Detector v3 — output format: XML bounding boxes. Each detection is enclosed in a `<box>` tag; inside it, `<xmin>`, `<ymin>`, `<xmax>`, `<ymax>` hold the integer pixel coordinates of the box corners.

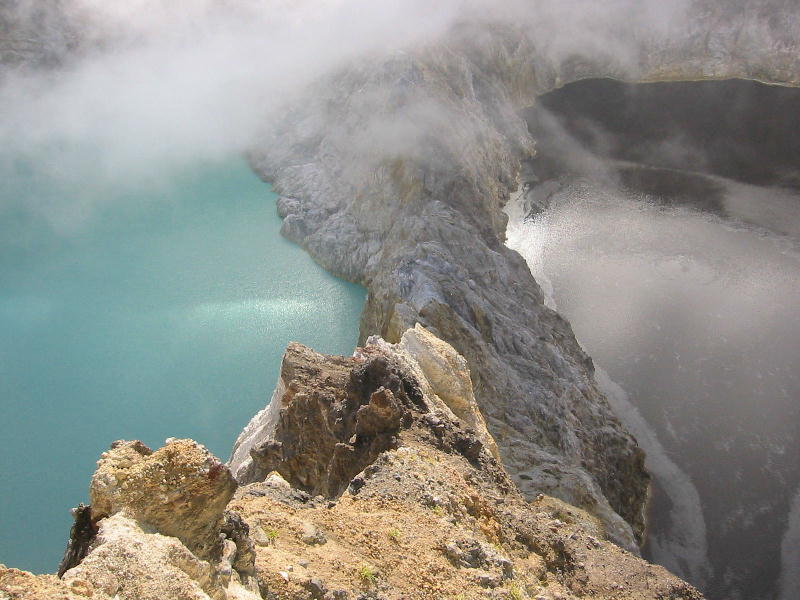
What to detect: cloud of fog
<box><xmin>525</xmin><ymin>95</ymin><xmax>713</xmax><ymax>189</ymax></box>
<box><xmin>525</xmin><ymin>104</ymin><xmax>618</xmax><ymax>182</ymax></box>
<box><xmin>593</xmin><ymin>367</ymin><xmax>712</xmax><ymax>588</ymax></box>
<box><xmin>780</xmin><ymin>485</ymin><xmax>800</xmax><ymax>600</ymax></box>
<box><xmin>507</xmin><ymin>181</ymin><xmax>715</xmax><ymax>587</ymax></box>
<box><xmin>0</xmin><ymin>0</ymin><xmax>704</xmax><ymax>236</ymax></box>
<box><xmin>0</xmin><ymin>0</ymin><xmax>700</xmax><ymax>176</ymax></box>
<box><xmin>506</xmin><ymin>168</ymin><xmax>800</xmax><ymax>594</ymax></box>
<box><xmin>0</xmin><ymin>0</ymin><xmax>465</xmax><ymax>182</ymax></box>
<box><xmin>498</xmin><ymin>0</ymin><xmax>691</xmax><ymax>72</ymax></box>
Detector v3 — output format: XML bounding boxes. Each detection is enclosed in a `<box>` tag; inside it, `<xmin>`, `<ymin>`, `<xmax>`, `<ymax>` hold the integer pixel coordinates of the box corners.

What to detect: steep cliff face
<box><xmin>248</xmin><ymin>1</ymin><xmax>799</xmax><ymax>548</ymax></box>
<box><xmin>1</xmin><ymin>331</ymin><xmax>705</xmax><ymax>600</ymax></box>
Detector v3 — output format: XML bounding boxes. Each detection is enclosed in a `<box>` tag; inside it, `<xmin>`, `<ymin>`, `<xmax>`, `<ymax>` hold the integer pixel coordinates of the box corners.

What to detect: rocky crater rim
<box><xmin>2</xmin><ymin>5</ymin><xmax>798</xmax><ymax>597</ymax></box>
<box><xmin>1</xmin><ymin>327</ymin><xmax>705</xmax><ymax>599</ymax></box>
<box><xmin>248</xmin><ymin>10</ymin><xmax>800</xmax><ymax>556</ymax></box>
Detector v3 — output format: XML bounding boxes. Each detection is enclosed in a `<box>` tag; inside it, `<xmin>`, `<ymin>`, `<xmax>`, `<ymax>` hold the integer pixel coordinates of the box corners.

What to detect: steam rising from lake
<box><xmin>0</xmin><ymin>0</ymin><xmax>699</xmax><ymax>214</ymax></box>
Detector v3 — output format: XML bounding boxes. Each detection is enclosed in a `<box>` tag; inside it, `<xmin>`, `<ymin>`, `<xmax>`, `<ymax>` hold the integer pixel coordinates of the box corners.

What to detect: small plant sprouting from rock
<box><xmin>358</xmin><ymin>564</ymin><xmax>378</xmax><ymax>586</ymax></box>
<box><xmin>508</xmin><ymin>582</ymin><xmax>524</xmax><ymax>600</ymax></box>
<box><xmin>387</xmin><ymin>527</ymin><xmax>401</xmax><ymax>542</ymax></box>
<box><xmin>263</xmin><ymin>526</ymin><xmax>279</xmax><ymax>544</ymax></box>
<box><xmin>432</xmin><ymin>505</ymin><xmax>444</xmax><ymax>517</ymax></box>
<box><xmin>421</xmin><ymin>452</ymin><xmax>440</xmax><ymax>466</ymax></box>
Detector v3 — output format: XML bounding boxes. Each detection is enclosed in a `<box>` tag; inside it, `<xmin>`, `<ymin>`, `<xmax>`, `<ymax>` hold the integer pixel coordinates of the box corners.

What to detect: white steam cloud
<box><xmin>0</xmin><ymin>0</ymin><xmax>699</xmax><ymax>183</ymax></box>
<box><xmin>0</xmin><ymin>0</ymin><xmax>466</xmax><ymax>183</ymax></box>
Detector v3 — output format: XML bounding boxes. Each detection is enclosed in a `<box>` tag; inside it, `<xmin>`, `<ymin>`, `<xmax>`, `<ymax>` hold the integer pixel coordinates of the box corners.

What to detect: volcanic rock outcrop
<box><xmin>0</xmin><ymin>439</ymin><xmax>261</xmax><ymax>600</ymax></box>
<box><xmin>1</xmin><ymin>330</ymin><xmax>705</xmax><ymax>599</ymax></box>
<box><xmin>230</xmin><ymin>325</ymin><xmax>498</xmax><ymax>490</ymax></box>
<box><xmin>2</xmin><ymin>1</ymin><xmax>799</xmax><ymax>595</ymax></box>
<box><xmin>225</xmin><ymin>328</ymin><xmax>703</xmax><ymax>599</ymax></box>
<box><xmin>248</xmin><ymin>1</ymin><xmax>800</xmax><ymax>550</ymax></box>
<box><xmin>89</xmin><ymin>439</ymin><xmax>238</xmax><ymax>562</ymax></box>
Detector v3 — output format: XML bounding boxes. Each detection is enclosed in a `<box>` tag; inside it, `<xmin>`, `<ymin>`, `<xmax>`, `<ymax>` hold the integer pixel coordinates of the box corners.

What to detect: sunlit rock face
<box><xmin>1</xmin><ymin>332</ymin><xmax>707</xmax><ymax>600</ymax></box>
<box><xmin>90</xmin><ymin>439</ymin><xmax>237</xmax><ymax>562</ymax></box>
<box><xmin>13</xmin><ymin>439</ymin><xmax>262</xmax><ymax>600</ymax></box>
<box><xmin>510</xmin><ymin>77</ymin><xmax>800</xmax><ymax>600</ymax></box>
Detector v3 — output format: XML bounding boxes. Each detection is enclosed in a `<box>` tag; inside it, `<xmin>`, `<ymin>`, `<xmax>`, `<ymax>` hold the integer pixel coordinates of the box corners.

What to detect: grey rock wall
<box><xmin>248</xmin><ymin>4</ymin><xmax>800</xmax><ymax>551</ymax></box>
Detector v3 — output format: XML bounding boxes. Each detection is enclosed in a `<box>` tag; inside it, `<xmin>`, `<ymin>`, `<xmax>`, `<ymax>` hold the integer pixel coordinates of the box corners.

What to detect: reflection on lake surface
<box><xmin>506</xmin><ymin>170</ymin><xmax>800</xmax><ymax>600</ymax></box>
<box><xmin>0</xmin><ymin>158</ymin><xmax>365</xmax><ymax>573</ymax></box>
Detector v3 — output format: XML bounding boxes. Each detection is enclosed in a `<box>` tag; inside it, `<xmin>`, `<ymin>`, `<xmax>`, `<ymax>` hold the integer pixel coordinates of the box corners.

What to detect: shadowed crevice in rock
<box><xmin>221</xmin><ymin>511</ymin><xmax>257</xmax><ymax>577</ymax></box>
<box><xmin>57</xmin><ymin>504</ymin><xmax>96</xmax><ymax>578</ymax></box>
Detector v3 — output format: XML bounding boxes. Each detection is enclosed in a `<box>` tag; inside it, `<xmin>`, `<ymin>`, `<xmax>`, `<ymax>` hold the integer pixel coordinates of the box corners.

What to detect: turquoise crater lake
<box><xmin>0</xmin><ymin>158</ymin><xmax>365</xmax><ymax>573</ymax></box>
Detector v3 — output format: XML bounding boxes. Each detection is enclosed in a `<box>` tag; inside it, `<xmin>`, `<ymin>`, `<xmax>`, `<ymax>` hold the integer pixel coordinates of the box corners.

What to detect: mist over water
<box><xmin>507</xmin><ymin>174</ymin><xmax>800</xmax><ymax>598</ymax></box>
<box><xmin>0</xmin><ymin>0</ymin><xmax>703</xmax><ymax>201</ymax></box>
<box><xmin>0</xmin><ymin>157</ymin><xmax>365</xmax><ymax>573</ymax></box>
<box><xmin>3</xmin><ymin>0</ymin><xmax>799</xmax><ymax>590</ymax></box>
<box><xmin>507</xmin><ymin>79</ymin><xmax>800</xmax><ymax>600</ymax></box>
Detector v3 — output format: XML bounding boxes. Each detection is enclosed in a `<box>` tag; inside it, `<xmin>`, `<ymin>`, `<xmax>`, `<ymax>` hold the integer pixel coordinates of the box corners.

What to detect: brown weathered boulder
<box><xmin>229</xmin><ymin>326</ymin><xmax>504</xmax><ymax>499</ymax></box>
<box><xmin>231</xmin><ymin>342</ymin><xmax>420</xmax><ymax>497</ymax></box>
<box><xmin>89</xmin><ymin>438</ymin><xmax>236</xmax><ymax>562</ymax></box>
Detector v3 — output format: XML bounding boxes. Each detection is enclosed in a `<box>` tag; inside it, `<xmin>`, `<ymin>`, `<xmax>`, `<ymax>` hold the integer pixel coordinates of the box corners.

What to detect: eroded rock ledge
<box><xmin>1</xmin><ymin>330</ymin><xmax>703</xmax><ymax>600</ymax></box>
<box><xmin>2</xmin><ymin>438</ymin><xmax>261</xmax><ymax>600</ymax></box>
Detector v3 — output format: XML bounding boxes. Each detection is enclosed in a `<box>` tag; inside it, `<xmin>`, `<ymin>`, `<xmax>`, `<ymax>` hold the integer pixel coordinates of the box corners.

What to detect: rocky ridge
<box><xmin>249</xmin><ymin>0</ymin><xmax>800</xmax><ymax>547</ymax></box>
<box><xmin>1</xmin><ymin>328</ymin><xmax>703</xmax><ymax>599</ymax></box>
<box><xmin>2</xmin><ymin>0</ymin><xmax>799</xmax><ymax>593</ymax></box>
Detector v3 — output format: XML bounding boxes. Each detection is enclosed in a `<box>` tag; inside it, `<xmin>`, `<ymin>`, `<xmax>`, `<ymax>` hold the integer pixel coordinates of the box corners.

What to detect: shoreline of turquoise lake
<box><xmin>0</xmin><ymin>158</ymin><xmax>365</xmax><ymax>573</ymax></box>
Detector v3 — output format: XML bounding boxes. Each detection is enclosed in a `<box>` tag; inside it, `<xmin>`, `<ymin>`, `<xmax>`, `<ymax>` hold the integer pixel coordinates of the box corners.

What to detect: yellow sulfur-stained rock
<box><xmin>396</xmin><ymin>324</ymin><xmax>500</xmax><ymax>460</ymax></box>
<box><xmin>90</xmin><ymin>439</ymin><xmax>236</xmax><ymax>562</ymax></box>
